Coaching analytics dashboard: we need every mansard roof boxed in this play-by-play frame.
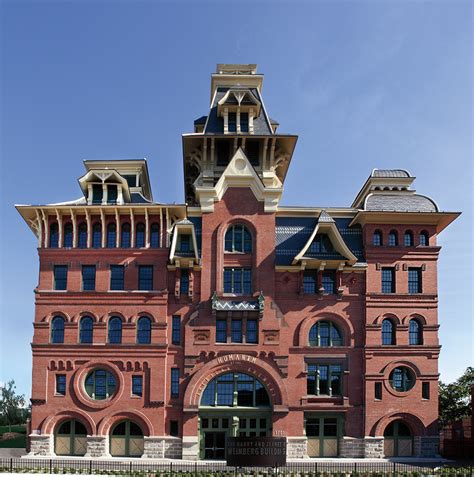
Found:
[364,193,438,213]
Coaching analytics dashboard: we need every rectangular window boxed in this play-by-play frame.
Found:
[54,265,68,291]
[170,420,179,437]
[246,319,258,344]
[216,319,227,343]
[180,269,189,294]
[228,112,237,132]
[231,319,243,343]
[322,270,336,294]
[422,382,430,400]
[375,382,382,400]
[110,265,124,291]
[82,265,96,291]
[245,139,259,166]
[107,184,118,204]
[303,270,317,294]
[381,267,395,293]
[92,184,103,204]
[408,267,422,294]
[171,368,180,398]
[223,268,252,294]
[132,375,143,397]
[172,315,181,345]
[178,235,191,253]
[138,265,153,291]
[240,112,249,133]
[307,364,342,396]
[56,374,66,396]
[216,139,230,166]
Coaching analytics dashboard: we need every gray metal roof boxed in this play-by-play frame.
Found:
[372,169,411,178]
[364,194,438,212]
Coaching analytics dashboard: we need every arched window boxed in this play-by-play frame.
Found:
[64,223,73,248]
[55,419,87,456]
[373,230,382,246]
[92,223,101,248]
[225,224,252,253]
[78,223,87,249]
[201,372,270,407]
[389,367,415,392]
[50,223,59,248]
[107,223,117,248]
[136,223,145,248]
[419,231,429,246]
[137,317,151,344]
[404,231,414,247]
[409,319,422,345]
[309,321,343,347]
[79,316,93,344]
[121,223,131,248]
[382,319,396,345]
[108,317,122,344]
[51,316,65,344]
[85,369,117,400]
[388,230,398,247]
[150,223,160,248]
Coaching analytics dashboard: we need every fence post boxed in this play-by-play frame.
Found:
[49,459,52,474]
[194,461,197,477]
[89,460,92,475]
[129,460,132,474]
[392,461,396,477]
[10,458,12,473]
[353,462,357,475]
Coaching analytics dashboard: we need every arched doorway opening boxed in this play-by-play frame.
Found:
[55,420,87,456]
[199,372,272,460]
[110,420,144,457]
[384,420,413,457]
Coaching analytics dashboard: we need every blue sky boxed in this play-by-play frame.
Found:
[1,0,472,397]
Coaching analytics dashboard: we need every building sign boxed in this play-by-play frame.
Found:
[226,437,287,466]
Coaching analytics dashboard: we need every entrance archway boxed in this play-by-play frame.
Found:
[55,420,87,456]
[110,420,144,457]
[199,372,272,460]
[384,420,413,457]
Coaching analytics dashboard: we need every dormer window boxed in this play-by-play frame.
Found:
[92,184,103,205]
[107,185,118,204]
[309,235,334,254]
[240,112,249,133]
[228,112,237,133]
[177,235,192,254]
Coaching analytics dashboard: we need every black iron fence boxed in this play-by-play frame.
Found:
[0,459,472,476]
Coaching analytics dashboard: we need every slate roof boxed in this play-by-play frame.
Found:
[275,216,364,266]
[204,87,273,135]
[131,192,153,204]
[364,194,438,212]
[372,169,411,178]
[194,115,207,125]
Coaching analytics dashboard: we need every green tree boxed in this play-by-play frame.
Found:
[439,367,474,427]
[0,380,26,432]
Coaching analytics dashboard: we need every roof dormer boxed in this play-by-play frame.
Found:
[217,88,262,134]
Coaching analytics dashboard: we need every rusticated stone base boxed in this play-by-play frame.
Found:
[27,434,53,456]
[163,437,182,459]
[287,437,307,458]
[414,436,439,457]
[85,436,109,458]
[182,436,199,460]
[339,437,365,458]
[364,437,384,458]
[143,437,182,459]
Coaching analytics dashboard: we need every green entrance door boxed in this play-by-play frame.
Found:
[384,421,413,457]
[199,372,273,460]
[55,420,87,456]
[305,415,343,457]
[110,420,144,457]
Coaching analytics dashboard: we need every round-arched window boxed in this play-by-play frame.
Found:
[373,230,383,246]
[84,369,117,400]
[137,317,151,344]
[92,223,101,249]
[136,223,145,248]
[64,223,73,248]
[150,223,160,248]
[404,231,414,247]
[389,367,415,392]
[225,224,252,253]
[388,230,398,247]
[409,319,422,345]
[201,372,270,407]
[108,317,122,344]
[419,231,429,246]
[121,223,131,248]
[51,316,65,344]
[382,319,396,345]
[50,223,59,248]
[309,321,343,347]
[107,223,117,248]
[78,223,87,249]
[79,317,93,344]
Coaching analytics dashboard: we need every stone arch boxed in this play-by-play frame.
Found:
[42,409,95,436]
[298,313,353,347]
[42,311,71,324]
[97,410,153,436]
[372,412,426,437]
[183,354,288,409]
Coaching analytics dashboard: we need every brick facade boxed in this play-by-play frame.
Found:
[18,64,459,460]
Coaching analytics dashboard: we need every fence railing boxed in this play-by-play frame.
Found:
[0,458,472,476]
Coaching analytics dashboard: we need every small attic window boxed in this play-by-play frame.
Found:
[228,113,237,133]
[240,113,249,133]
[177,234,193,254]
[123,175,137,187]
[108,185,118,204]
[309,235,334,254]
[92,184,103,205]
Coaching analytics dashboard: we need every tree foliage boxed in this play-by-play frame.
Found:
[439,367,474,427]
[0,380,26,431]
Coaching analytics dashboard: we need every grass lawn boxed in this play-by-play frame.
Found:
[0,425,26,435]
[0,424,26,448]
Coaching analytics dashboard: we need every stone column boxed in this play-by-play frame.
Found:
[85,436,109,458]
[182,436,199,460]
[143,437,164,458]
[364,437,384,458]
[28,434,54,456]
[339,437,365,458]
[287,436,307,459]
[163,437,183,459]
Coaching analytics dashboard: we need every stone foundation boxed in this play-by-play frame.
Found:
[287,437,307,458]
[363,437,384,458]
[182,436,199,460]
[143,437,182,459]
[339,437,365,458]
[163,437,182,459]
[28,434,53,456]
[85,436,109,458]
[414,436,439,457]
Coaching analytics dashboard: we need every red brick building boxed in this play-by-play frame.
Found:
[17,64,459,460]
